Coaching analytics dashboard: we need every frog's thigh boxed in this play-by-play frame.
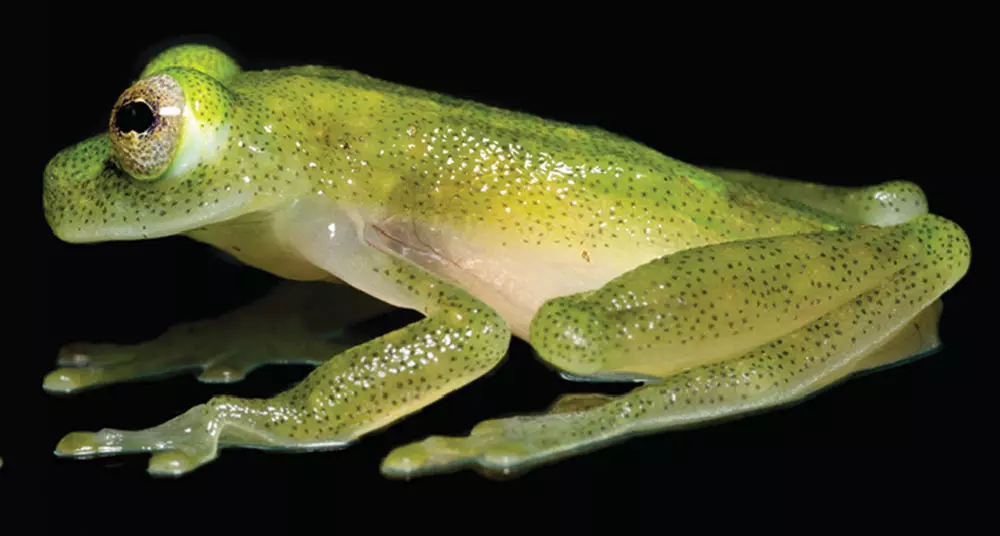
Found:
[44,281,395,393]
[381,215,969,478]
[53,259,511,476]
[852,298,943,376]
[708,168,928,226]
[532,214,964,380]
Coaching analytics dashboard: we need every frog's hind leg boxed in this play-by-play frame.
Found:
[43,281,396,393]
[530,213,967,381]
[706,168,946,374]
[851,298,943,376]
[380,214,969,478]
[708,168,929,226]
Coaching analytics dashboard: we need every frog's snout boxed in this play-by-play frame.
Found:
[43,134,117,243]
[43,128,253,244]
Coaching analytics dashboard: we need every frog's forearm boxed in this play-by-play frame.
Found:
[54,261,511,475]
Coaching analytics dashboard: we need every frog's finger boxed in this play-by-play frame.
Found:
[43,345,243,393]
[54,404,222,476]
[43,355,204,394]
[56,342,136,368]
[196,362,252,384]
[44,282,394,393]
[44,341,334,393]
[49,341,170,391]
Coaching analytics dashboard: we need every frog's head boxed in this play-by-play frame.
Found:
[43,45,294,243]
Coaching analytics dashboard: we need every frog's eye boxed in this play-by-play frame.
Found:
[108,74,185,181]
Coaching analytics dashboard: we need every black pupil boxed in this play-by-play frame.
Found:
[115,101,155,133]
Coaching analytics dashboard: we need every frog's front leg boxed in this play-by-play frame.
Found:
[44,281,395,393]
[55,256,511,475]
[382,214,969,478]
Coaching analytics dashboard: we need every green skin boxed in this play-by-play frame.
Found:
[42,44,970,478]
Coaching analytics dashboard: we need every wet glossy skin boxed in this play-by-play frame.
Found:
[42,44,970,477]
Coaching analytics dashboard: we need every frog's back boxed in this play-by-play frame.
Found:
[230,65,842,336]
[238,64,838,236]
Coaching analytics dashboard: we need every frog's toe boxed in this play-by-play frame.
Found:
[477,442,534,473]
[380,436,539,479]
[380,436,473,478]
[148,450,203,477]
[380,417,566,478]
[197,363,249,383]
[43,367,105,394]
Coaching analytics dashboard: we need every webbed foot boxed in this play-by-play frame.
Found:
[381,393,616,478]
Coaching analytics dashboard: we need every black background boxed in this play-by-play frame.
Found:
[24,18,992,531]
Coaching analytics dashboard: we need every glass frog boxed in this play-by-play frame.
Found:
[42,44,970,478]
